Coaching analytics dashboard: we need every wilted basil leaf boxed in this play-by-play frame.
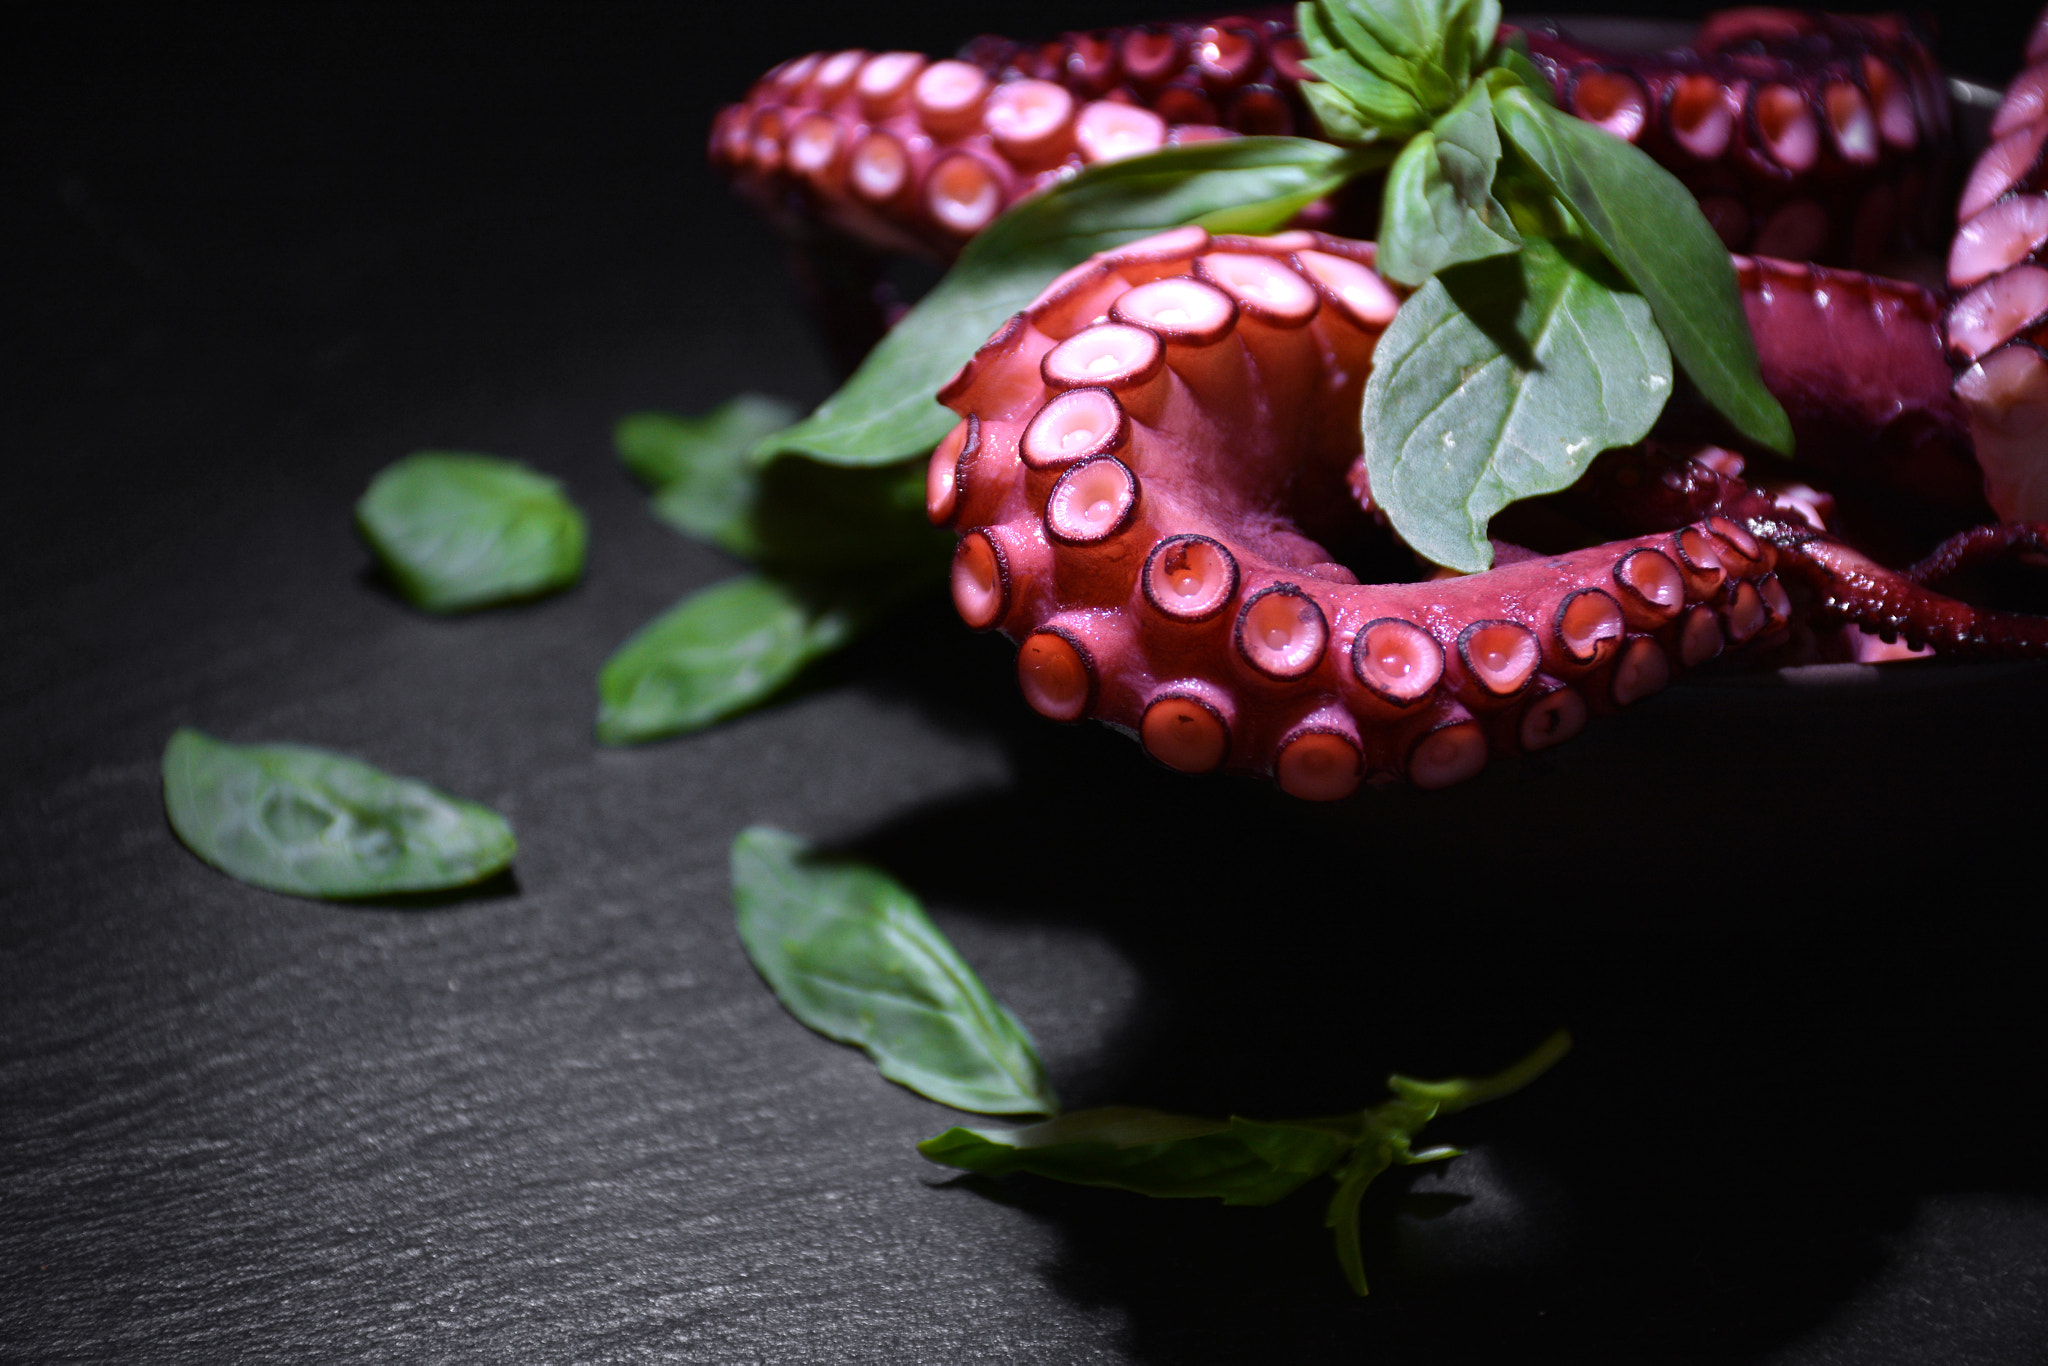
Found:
[732,827,1059,1117]
[1377,80,1519,286]
[595,573,878,744]
[920,1108,1353,1204]
[1363,236,1671,571]
[760,137,1373,468]
[161,728,516,898]
[356,452,586,613]
[922,1032,1570,1294]
[1492,85,1793,455]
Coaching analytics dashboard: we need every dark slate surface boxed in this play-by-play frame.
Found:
[6,5,2045,1362]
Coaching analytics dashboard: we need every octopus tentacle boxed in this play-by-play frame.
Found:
[714,9,1952,269]
[934,222,2048,791]
[1949,19,2048,524]
[931,227,1819,794]
[1768,524,2048,656]
[1904,522,2048,583]
[1521,10,1950,265]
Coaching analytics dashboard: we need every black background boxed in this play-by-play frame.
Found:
[6,4,2046,1362]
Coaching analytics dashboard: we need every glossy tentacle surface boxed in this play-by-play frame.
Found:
[1947,10,2048,523]
[1521,8,1951,266]
[712,9,1951,267]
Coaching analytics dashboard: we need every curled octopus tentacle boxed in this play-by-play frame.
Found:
[711,8,1952,270]
[927,226,2048,795]
[1947,10,2048,524]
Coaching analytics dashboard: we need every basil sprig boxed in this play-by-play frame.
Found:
[732,827,1060,1116]
[921,1030,1570,1294]
[1296,0,1790,569]
[162,728,517,898]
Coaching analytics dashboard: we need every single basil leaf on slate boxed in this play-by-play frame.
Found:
[615,395,799,491]
[161,728,516,899]
[1363,235,1672,572]
[355,452,586,613]
[732,827,1058,1117]
[919,1107,1353,1204]
[595,572,880,744]
[1492,86,1793,455]
[760,137,1368,468]
[1377,82,1520,286]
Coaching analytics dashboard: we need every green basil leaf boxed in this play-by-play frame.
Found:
[355,452,586,613]
[1377,82,1520,286]
[595,573,876,744]
[733,827,1058,1117]
[1441,0,1502,87]
[650,451,952,573]
[1299,76,1384,145]
[1491,38,1555,105]
[920,1108,1352,1204]
[1319,0,1460,112]
[615,395,799,491]
[1363,235,1672,571]
[759,137,1371,468]
[1301,55,1429,137]
[161,728,516,898]
[1492,86,1793,455]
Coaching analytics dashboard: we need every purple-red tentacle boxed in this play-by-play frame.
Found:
[712,9,1953,268]
[1947,8,2048,524]
[1521,9,1951,265]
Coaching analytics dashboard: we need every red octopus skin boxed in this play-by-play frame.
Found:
[711,8,1951,269]
[925,225,2048,796]
[1948,8,2048,524]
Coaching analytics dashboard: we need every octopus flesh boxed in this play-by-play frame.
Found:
[715,9,2048,797]
[712,8,1952,269]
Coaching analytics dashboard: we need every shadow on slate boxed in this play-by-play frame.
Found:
[838,633,2048,1361]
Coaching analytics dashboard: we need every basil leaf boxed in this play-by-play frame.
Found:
[1492,86,1793,455]
[1442,0,1503,85]
[355,452,586,613]
[740,458,959,572]
[1299,3,1429,135]
[1316,0,1459,112]
[161,728,516,898]
[1299,69,1399,143]
[1492,39,1556,106]
[760,137,1371,468]
[595,572,878,744]
[1362,236,1672,571]
[920,1108,1351,1204]
[615,395,799,491]
[1377,81,1520,286]
[732,827,1058,1117]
